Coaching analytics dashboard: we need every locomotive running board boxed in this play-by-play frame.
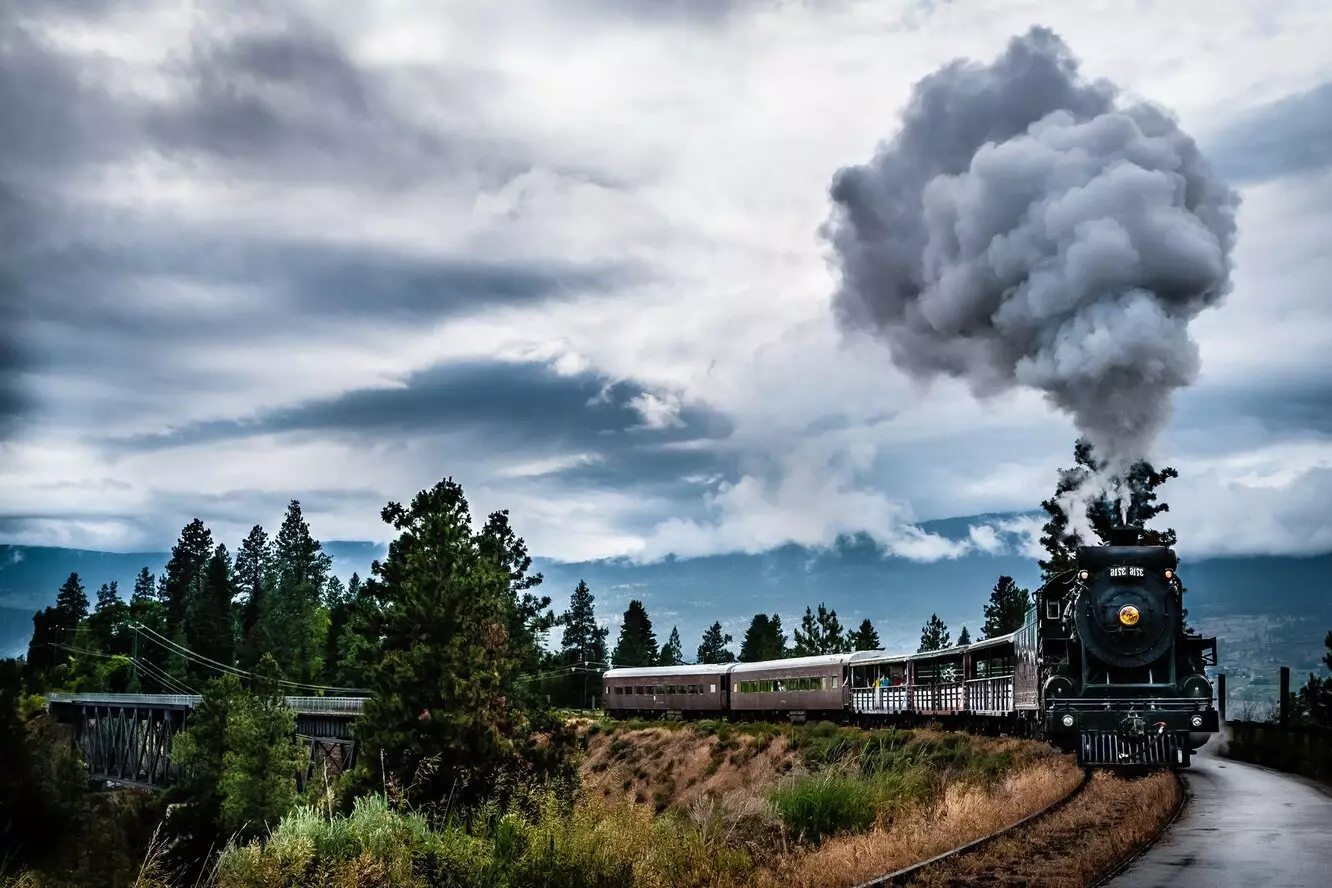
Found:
[1078,730,1185,767]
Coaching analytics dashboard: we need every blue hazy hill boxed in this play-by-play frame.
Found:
[3,516,1329,686]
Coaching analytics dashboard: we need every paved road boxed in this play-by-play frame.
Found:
[1104,737,1332,888]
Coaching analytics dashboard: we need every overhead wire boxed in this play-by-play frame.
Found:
[130,622,371,695]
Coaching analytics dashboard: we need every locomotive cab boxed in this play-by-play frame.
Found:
[1039,539,1220,767]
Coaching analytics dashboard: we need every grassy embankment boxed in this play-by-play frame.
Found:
[4,719,1175,888]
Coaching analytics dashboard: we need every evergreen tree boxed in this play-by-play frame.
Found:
[25,608,62,691]
[350,478,575,811]
[738,613,787,662]
[163,519,215,636]
[696,621,736,664]
[792,603,849,655]
[269,501,332,683]
[88,580,130,656]
[1039,438,1180,581]
[611,599,658,668]
[235,525,274,670]
[659,627,685,666]
[477,508,557,689]
[217,654,303,837]
[53,572,88,637]
[556,579,609,707]
[918,613,951,652]
[185,544,237,679]
[128,568,167,692]
[848,618,881,651]
[958,625,972,645]
[170,672,246,840]
[558,580,609,667]
[322,575,350,685]
[334,572,378,689]
[982,576,1031,638]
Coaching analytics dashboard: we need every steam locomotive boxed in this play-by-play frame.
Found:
[1033,531,1219,766]
[603,532,1218,768]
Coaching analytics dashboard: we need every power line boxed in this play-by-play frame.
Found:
[129,622,371,695]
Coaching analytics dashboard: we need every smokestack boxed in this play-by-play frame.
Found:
[823,27,1240,469]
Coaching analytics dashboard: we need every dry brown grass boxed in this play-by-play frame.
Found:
[753,757,1085,888]
[581,727,806,812]
[904,770,1182,888]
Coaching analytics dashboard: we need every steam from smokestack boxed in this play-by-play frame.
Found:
[823,27,1240,469]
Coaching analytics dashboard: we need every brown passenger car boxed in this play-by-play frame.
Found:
[728,654,851,720]
[602,664,731,716]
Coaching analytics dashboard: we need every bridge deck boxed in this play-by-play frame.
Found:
[45,692,368,715]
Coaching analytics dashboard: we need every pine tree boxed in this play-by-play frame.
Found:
[558,580,609,668]
[170,672,246,836]
[611,600,658,667]
[350,478,575,811]
[958,625,972,645]
[918,614,951,652]
[185,544,237,679]
[1039,438,1181,582]
[217,654,303,838]
[848,618,881,651]
[126,568,166,693]
[556,580,609,707]
[982,576,1031,638]
[334,573,378,689]
[163,519,215,637]
[696,622,736,664]
[792,603,848,655]
[659,627,685,666]
[269,501,332,683]
[234,525,274,670]
[477,508,556,689]
[739,614,787,662]
[87,580,129,656]
[53,572,88,637]
[322,575,350,685]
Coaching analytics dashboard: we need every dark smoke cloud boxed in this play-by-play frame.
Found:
[824,26,1240,467]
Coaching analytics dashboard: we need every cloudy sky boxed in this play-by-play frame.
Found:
[1,0,1330,565]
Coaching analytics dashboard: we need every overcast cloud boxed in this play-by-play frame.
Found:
[1,0,1331,564]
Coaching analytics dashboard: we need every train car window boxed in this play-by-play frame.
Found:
[1046,599,1060,620]
[710,683,717,693]
[614,686,622,695]
[832,677,839,689]
[760,680,772,693]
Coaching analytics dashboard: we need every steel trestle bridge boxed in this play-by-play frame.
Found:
[45,693,366,790]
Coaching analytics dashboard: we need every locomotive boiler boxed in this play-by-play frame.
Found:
[1030,531,1219,766]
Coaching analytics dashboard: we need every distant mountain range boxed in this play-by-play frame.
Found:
[3,514,1329,701]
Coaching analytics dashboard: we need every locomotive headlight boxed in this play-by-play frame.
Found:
[1078,570,1090,581]
[1061,714,1076,728]
[1118,605,1141,626]
[1164,569,1174,580]
[1190,714,1204,728]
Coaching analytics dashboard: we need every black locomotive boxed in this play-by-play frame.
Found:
[1028,530,1219,766]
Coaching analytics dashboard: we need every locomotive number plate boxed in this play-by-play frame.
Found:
[1108,566,1144,578]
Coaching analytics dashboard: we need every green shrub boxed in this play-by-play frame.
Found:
[769,772,877,845]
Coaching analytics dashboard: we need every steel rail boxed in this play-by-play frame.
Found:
[1088,769,1187,887]
[849,766,1095,888]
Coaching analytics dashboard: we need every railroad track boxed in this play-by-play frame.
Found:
[1088,770,1187,887]
[850,768,1094,888]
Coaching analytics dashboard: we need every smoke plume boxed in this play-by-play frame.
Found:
[824,26,1240,469]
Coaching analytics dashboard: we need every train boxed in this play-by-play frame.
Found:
[603,534,1220,767]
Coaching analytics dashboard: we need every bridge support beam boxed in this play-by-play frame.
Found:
[72,703,186,789]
